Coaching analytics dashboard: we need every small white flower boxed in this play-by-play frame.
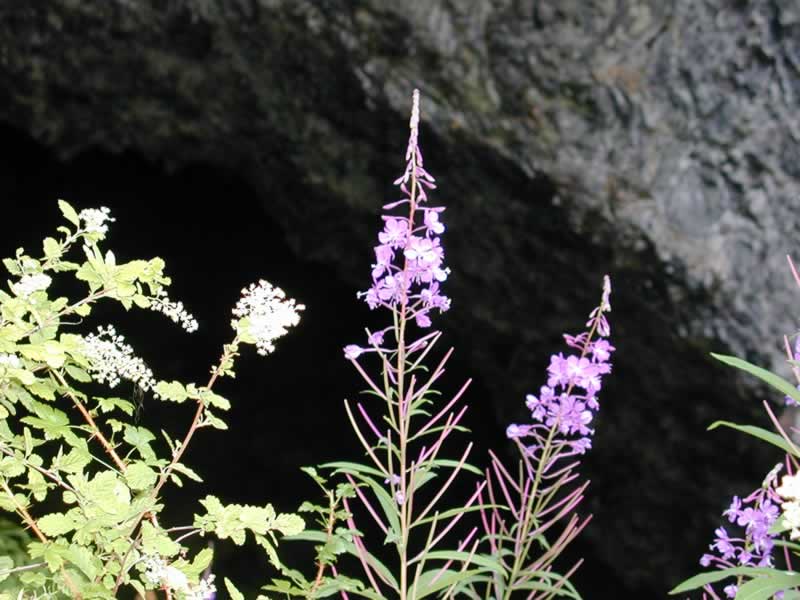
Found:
[186,574,217,600]
[79,206,115,236]
[783,500,800,540]
[11,273,52,298]
[143,555,167,586]
[82,325,156,392]
[231,280,304,356]
[777,473,800,501]
[149,290,199,333]
[0,353,21,369]
[162,565,189,592]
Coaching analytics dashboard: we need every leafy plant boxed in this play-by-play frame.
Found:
[672,257,800,599]
[0,202,304,598]
[268,90,614,600]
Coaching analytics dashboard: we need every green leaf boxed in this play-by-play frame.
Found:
[736,572,800,599]
[408,568,483,599]
[125,462,157,491]
[21,404,70,440]
[64,544,100,580]
[225,577,245,600]
[199,389,231,411]
[708,421,798,456]
[140,521,181,557]
[712,353,800,405]
[273,513,305,536]
[670,567,777,594]
[186,547,213,578]
[171,462,203,484]
[416,550,505,575]
[64,365,92,383]
[27,468,48,502]
[96,396,135,416]
[155,380,188,403]
[123,425,157,461]
[286,531,399,592]
[37,513,75,537]
[322,461,388,479]
[42,238,61,260]
[58,200,80,228]
[203,410,227,430]
[0,555,13,583]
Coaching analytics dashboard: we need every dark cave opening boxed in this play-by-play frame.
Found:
[1,121,781,599]
[2,123,572,597]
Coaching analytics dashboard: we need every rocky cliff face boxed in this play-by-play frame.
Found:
[1,0,798,595]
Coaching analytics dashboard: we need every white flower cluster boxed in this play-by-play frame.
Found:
[776,472,800,539]
[149,290,199,332]
[11,273,52,298]
[142,555,216,599]
[0,353,21,369]
[231,280,304,356]
[79,206,115,237]
[82,325,156,392]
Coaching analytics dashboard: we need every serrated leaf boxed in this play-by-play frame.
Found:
[123,425,156,461]
[125,462,157,491]
[140,521,181,557]
[37,513,75,537]
[64,365,92,383]
[58,200,80,227]
[186,547,213,578]
[225,578,245,600]
[27,468,48,502]
[155,380,188,403]
[74,303,91,317]
[203,410,227,430]
[43,238,60,260]
[96,396,134,416]
[200,390,230,411]
[65,543,99,580]
[273,513,304,536]
[172,462,203,483]
[21,404,70,440]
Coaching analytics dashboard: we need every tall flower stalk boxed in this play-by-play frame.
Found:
[333,90,486,600]
[475,278,613,599]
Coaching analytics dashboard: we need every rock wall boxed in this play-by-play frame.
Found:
[1,0,798,594]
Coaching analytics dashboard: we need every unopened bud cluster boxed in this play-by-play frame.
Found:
[149,290,199,332]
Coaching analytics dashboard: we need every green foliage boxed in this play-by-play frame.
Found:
[673,319,800,595]
[0,202,304,598]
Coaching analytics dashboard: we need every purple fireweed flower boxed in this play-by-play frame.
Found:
[346,89,451,358]
[700,465,783,597]
[508,276,613,457]
[344,345,364,360]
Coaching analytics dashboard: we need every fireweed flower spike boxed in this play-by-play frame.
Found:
[698,465,784,598]
[332,90,484,600]
[478,276,614,599]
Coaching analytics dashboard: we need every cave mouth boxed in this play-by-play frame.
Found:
[2,122,770,598]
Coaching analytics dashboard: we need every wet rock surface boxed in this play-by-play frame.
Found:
[1,1,799,595]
